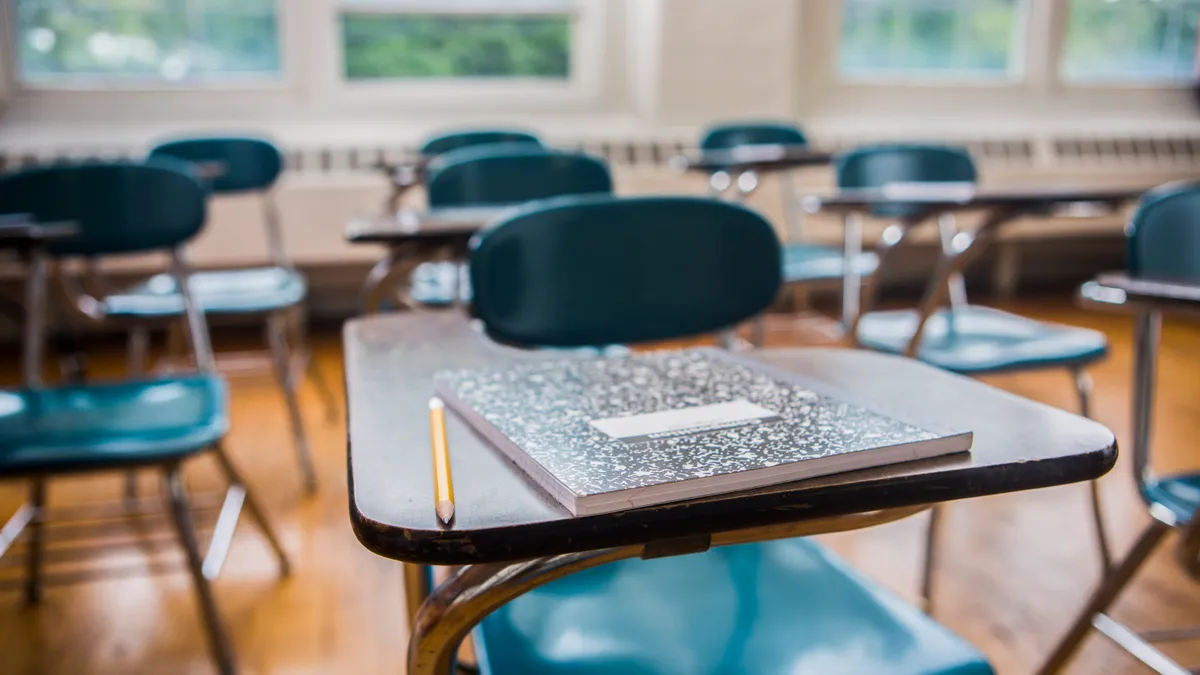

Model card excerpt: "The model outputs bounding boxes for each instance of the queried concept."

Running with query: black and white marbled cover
[434,348,969,514]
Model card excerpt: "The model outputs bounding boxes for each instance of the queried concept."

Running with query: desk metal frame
[1038,278,1200,675]
[406,506,926,675]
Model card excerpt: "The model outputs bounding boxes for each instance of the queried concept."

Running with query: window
[338,1,573,81]
[1062,0,1200,83]
[839,0,1022,79]
[15,0,281,84]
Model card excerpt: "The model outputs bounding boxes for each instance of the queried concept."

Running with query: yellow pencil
[429,397,455,525]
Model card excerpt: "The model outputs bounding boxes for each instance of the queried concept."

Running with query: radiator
[2,130,1197,314]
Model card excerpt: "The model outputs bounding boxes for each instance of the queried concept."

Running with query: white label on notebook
[589,399,783,445]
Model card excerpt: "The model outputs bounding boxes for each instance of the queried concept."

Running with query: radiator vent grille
[2,133,1198,174]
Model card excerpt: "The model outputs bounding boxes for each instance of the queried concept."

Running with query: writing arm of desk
[1080,276,1200,317]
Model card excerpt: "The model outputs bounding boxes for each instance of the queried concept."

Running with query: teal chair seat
[856,306,1108,375]
[783,243,880,284]
[105,267,306,318]
[0,375,227,475]
[475,538,992,675]
[1143,475,1200,525]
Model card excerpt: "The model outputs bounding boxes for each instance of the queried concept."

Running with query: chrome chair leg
[162,465,237,675]
[920,504,942,614]
[212,443,292,576]
[750,316,767,349]
[404,563,435,630]
[289,306,338,424]
[124,327,151,503]
[1036,520,1171,675]
[24,478,46,604]
[266,313,318,494]
[1072,367,1113,572]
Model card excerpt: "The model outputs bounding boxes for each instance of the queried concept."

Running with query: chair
[455,194,995,675]
[115,136,333,495]
[1038,182,1200,675]
[697,121,879,341]
[408,145,613,306]
[0,160,290,675]
[842,144,1110,611]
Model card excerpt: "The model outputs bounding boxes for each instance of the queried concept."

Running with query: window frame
[325,0,605,111]
[1056,0,1200,88]
[0,0,608,116]
[8,0,293,91]
[833,0,1032,86]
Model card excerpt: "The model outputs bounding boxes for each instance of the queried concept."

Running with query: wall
[1,0,1198,151]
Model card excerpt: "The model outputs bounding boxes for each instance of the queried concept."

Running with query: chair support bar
[1093,614,1192,675]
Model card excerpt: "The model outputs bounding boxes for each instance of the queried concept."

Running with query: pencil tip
[436,500,455,524]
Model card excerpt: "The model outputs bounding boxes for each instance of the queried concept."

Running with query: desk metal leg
[937,213,968,309]
[362,244,421,315]
[22,249,47,386]
[1071,367,1113,573]
[841,212,864,329]
[1035,520,1171,675]
[920,504,941,614]
[405,563,435,631]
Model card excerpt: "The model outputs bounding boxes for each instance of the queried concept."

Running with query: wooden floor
[3,298,1200,674]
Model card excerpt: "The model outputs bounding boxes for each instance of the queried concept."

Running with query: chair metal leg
[921,504,942,614]
[162,466,238,675]
[211,443,291,576]
[289,306,338,424]
[123,328,153,504]
[1072,367,1113,572]
[404,563,434,630]
[750,316,767,349]
[266,313,318,494]
[1036,519,1172,675]
[24,479,46,604]
[841,212,864,329]
[1092,614,1191,675]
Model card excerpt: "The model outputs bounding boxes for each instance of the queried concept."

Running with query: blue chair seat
[0,375,227,475]
[475,538,992,675]
[1143,475,1200,525]
[105,266,306,318]
[855,306,1108,375]
[783,243,880,284]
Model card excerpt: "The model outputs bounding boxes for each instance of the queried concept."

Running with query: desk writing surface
[346,313,1116,565]
[1093,272,1200,304]
[807,184,1150,213]
[672,146,835,174]
[345,206,513,244]
[0,220,79,252]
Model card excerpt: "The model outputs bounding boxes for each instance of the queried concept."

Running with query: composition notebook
[434,348,972,516]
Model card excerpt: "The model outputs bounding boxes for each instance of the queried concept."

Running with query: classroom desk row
[346,175,1151,318]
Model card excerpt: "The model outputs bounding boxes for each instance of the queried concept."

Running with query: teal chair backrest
[1128,182,1200,280]
[836,144,978,219]
[425,146,613,209]
[470,195,782,347]
[0,160,207,257]
[420,129,542,158]
[700,122,808,150]
[150,136,283,194]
